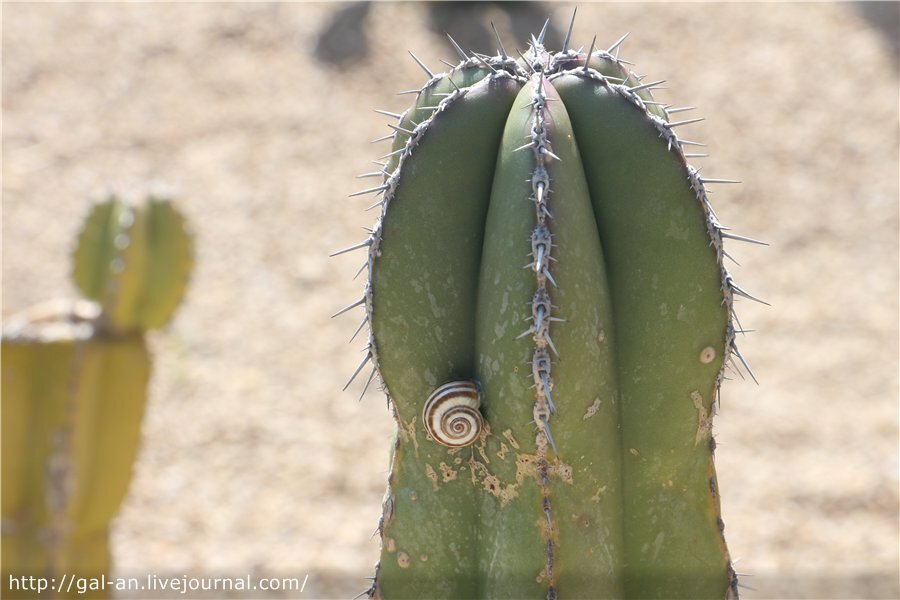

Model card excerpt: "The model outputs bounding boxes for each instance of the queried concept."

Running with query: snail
[423,380,484,447]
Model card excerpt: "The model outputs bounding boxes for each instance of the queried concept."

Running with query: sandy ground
[2,3,898,599]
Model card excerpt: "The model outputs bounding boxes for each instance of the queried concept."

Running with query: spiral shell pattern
[423,381,484,447]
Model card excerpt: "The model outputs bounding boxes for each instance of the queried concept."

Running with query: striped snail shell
[423,381,484,448]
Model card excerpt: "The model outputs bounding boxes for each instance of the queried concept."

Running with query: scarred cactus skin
[72,195,193,333]
[2,195,193,599]
[336,18,761,600]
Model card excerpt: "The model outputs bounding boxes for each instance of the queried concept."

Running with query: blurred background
[3,2,898,598]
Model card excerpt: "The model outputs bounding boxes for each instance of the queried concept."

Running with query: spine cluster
[524,66,561,599]
[522,73,560,460]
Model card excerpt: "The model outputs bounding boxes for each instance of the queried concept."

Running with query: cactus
[72,196,192,334]
[336,17,762,600]
[2,195,193,598]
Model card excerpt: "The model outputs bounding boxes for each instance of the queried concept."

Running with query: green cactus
[2,195,193,598]
[337,19,761,600]
[72,196,192,334]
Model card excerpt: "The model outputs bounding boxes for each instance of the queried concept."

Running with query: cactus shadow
[314,1,562,66]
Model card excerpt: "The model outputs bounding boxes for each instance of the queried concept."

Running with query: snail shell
[423,381,484,448]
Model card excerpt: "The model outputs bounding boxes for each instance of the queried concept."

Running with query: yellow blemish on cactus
[499,485,518,505]
[502,429,520,450]
[497,441,509,460]
[424,464,438,490]
[555,461,574,483]
[467,457,519,506]
[699,346,717,364]
[408,490,417,501]
[691,390,713,445]
[583,397,602,420]
[398,415,420,456]
[419,554,428,562]
[591,486,607,502]
[538,510,559,545]
[385,538,396,553]
[397,552,410,568]
[467,457,479,486]
[515,453,539,484]
[482,474,501,494]
[475,436,491,465]
[439,462,458,483]
[405,416,419,454]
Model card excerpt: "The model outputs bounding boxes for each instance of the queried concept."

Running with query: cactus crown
[337,16,763,600]
[72,195,193,333]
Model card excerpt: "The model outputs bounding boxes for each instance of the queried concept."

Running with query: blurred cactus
[2,195,193,598]
[337,15,762,600]
[72,196,192,334]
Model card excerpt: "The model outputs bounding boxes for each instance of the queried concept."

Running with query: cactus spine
[337,18,760,600]
[2,195,192,598]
